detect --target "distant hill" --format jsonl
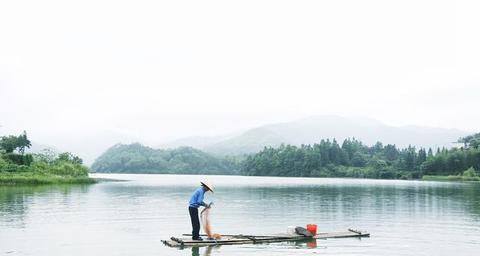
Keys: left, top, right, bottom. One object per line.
{"left": 202, "top": 127, "right": 287, "bottom": 155}
{"left": 91, "top": 143, "right": 239, "bottom": 174}
{"left": 161, "top": 115, "right": 469, "bottom": 155}
{"left": 160, "top": 134, "right": 234, "bottom": 149}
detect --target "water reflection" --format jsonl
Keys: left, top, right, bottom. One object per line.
{"left": 0, "top": 185, "right": 91, "bottom": 228}
{"left": 191, "top": 246, "right": 199, "bottom": 256}
{"left": 188, "top": 239, "right": 318, "bottom": 256}
{"left": 190, "top": 246, "right": 216, "bottom": 256}
{"left": 214, "top": 183, "right": 480, "bottom": 227}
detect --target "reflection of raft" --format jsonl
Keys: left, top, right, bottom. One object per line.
{"left": 162, "top": 228, "right": 370, "bottom": 247}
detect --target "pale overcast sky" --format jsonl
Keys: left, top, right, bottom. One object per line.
{"left": 1, "top": 0, "right": 479, "bottom": 147}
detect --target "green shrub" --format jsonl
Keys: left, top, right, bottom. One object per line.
{"left": 56, "top": 152, "right": 83, "bottom": 165}
{"left": 0, "top": 157, "right": 29, "bottom": 172}
{"left": 2, "top": 153, "right": 33, "bottom": 166}
{"left": 50, "top": 162, "right": 89, "bottom": 177}
{"left": 463, "top": 167, "right": 477, "bottom": 177}
{"left": 30, "top": 161, "right": 89, "bottom": 177}
{"left": 0, "top": 158, "right": 7, "bottom": 169}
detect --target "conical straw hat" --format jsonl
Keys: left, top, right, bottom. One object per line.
{"left": 200, "top": 181, "right": 214, "bottom": 192}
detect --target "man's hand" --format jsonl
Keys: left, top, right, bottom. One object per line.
{"left": 207, "top": 202, "right": 214, "bottom": 208}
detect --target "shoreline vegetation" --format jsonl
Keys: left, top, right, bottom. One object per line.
{"left": 93, "top": 133, "right": 480, "bottom": 182}
{"left": 422, "top": 171, "right": 480, "bottom": 182}
{"left": 3, "top": 130, "right": 480, "bottom": 184}
{"left": 0, "top": 131, "right": 95, "bottom": 185}
{"left": 0, "top": 173, "right": 95, "bottom": 185}
{"left": 423, "top": 176, "right": 480, "bottom": 182}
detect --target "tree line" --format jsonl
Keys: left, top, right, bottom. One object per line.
{"left": 241, "top": 134, "right": 480, "bottom": 179}
{"left": 5, "top": 129, "right": 479, "bottom": 181}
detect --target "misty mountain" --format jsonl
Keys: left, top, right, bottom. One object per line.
{"left": 161, "top": 115, "right": 469, "bottom": 155}
{"left": 202, "top": 127, "right": 288, "bottom": 155}
{"left": 160, "top": 134, "right": 234, "bottom": 149}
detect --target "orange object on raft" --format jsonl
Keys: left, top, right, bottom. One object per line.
{"left": 307, "top": 224, "right": 317, "bottom": 235}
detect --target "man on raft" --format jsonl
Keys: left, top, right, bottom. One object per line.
{"left": 188, "top": 181, "right": 214, "bottom": 241}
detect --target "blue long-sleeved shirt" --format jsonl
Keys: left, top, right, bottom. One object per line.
{"left": 189, "top": 187, "right": 207, "bottom": 208}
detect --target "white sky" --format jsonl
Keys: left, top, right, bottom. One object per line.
{"left": 1, "top": 0, "right": 479, "bottom": 147}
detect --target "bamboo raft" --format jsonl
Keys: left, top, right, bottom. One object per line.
{"left": 162, "top": 228, "right": 370, "bottom": 247}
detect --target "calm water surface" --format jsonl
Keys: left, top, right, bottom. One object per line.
{"left": 1, "top": 174, "right": 480, "bottom": 256}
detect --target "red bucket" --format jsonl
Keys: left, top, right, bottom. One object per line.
{"left": 306, "top": 224, "right": 317, "bottom": 236}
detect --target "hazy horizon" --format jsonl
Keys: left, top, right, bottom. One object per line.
{"left": 0, "top": 113, "right": 475, "bottom": 146}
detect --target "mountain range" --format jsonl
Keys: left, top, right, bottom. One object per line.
{"left": 26, "top": 115, "right": 471, "bottom": 165}
{"left": 160, "top": 115, "right": 469, "bottom": 155}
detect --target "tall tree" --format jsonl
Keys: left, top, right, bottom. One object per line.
{"left": 418, "top": 148, "right": 427, "bottom": 165}
{"left": 0, "top": 131, "right": 31, "bottom": 154}
{"left": 427, "top": 148, "right": 433, "bottom": 158}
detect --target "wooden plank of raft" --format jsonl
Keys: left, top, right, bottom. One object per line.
{"left": 164, "top": 229, "right": 370, "bottom": 247}
{"left": 181, "top": 230, "right": 370, "bottom": 239}
{"left": 164, "top": 235, "right": 305, "bottom": 247}
{"left": 178, "top": 236, "right": 300, "bottom": 244}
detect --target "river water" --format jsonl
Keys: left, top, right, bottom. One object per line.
{"left": 1, "top": 174, "right": 480, "bottom": 256}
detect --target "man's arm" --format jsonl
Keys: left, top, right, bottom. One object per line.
{"left": 198, "top": 191, "right": 208, "bottom": 207}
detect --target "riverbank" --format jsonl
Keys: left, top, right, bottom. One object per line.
{"left": 0, "top": 172, "right": 96, "bottom": 185}
{"left": 1, "top": 155, "right": 96, "bottom": 185}
{"left": 422, "top": 175, "right": 480, "bottom": 182}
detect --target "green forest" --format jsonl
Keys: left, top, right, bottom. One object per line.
{"left": 92, "top": 133, "right": 480, "bottom": 181}
{"left": 91, "top": 143, "right": 241, "bottom": 175}
{"left": 241, "top": 133, "right": 480, "bottom": 180}
{"left": 0, "top": 131, "right": 93, "bottom": 184}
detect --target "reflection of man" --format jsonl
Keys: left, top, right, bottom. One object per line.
{"left": 188, "top": 182, "right": 214, "bottom": 241}
{"left": 191, "top": 247, "right": 199, "bottom": 256}
{"left": 191, "top": 246, "right": 214, "bottom": 256}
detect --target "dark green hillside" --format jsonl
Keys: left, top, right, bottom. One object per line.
{"left": 91, "top": 143, "right": 240, "bottom": 174}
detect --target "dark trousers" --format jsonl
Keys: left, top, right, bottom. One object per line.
{"left": 189, "top": 207, "right": 200, "bottom": 239}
